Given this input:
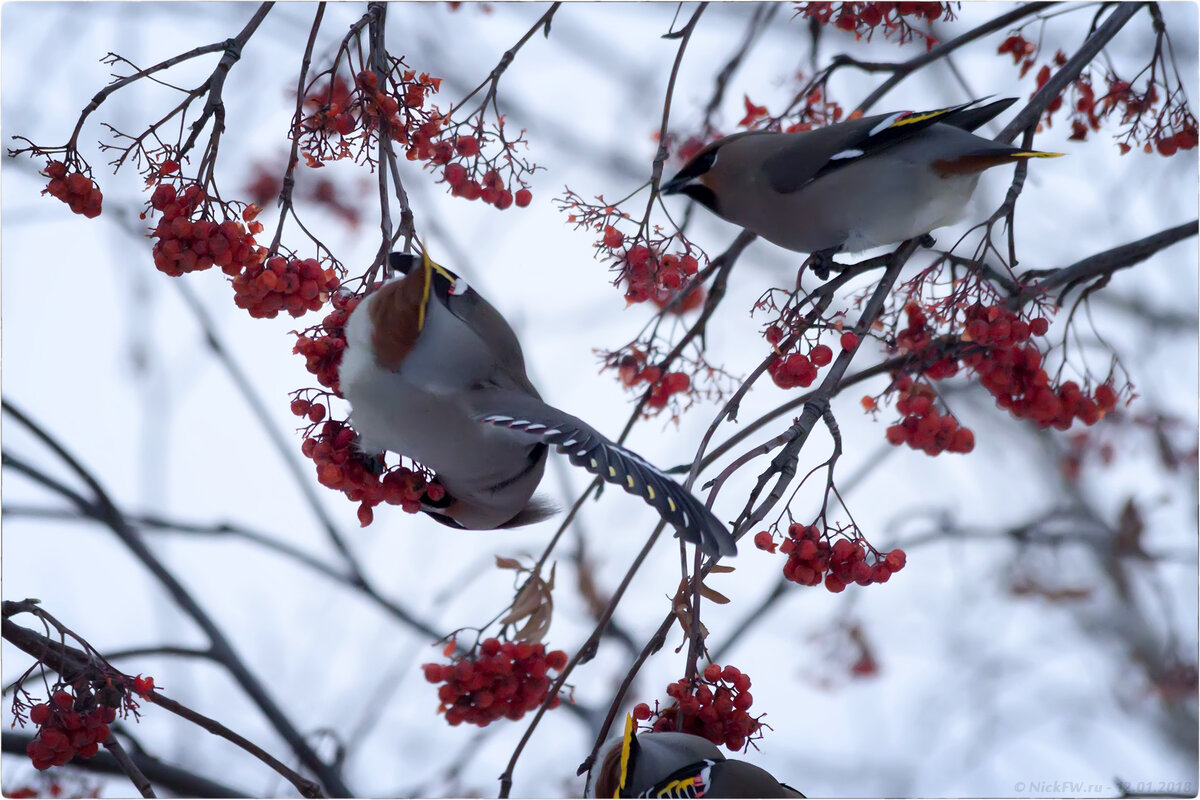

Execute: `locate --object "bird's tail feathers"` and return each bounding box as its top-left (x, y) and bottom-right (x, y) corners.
top-left (472, 392), bottom-right (737, 557)
top-left (940, 96), bottom-right (1015, 131)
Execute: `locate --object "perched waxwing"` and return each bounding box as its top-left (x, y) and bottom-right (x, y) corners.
top-left (337, 250), bottom-right (736, 557)
top-left (587, 715), bottom-right (805, 798)
top-left (662, 97), bottom-right (1062, 255)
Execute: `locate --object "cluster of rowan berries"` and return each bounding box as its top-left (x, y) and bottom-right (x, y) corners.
top-left (767, 343), bottom-right (832, 390)
top-left (301, 67), bottom-right (536, 200)
top-left (756, 524), bottom-right (906, 592)
top-left (1152, 120), bottom-right (1200, 156)
top-left (895, 304), bottom-right (959, 380)
top-left (294, 292), bottom-right (360, 395)
top-left (302, 70), bottom-right (441, 145)
top-left (621, 243), bottom-right (703, 308)
top-left (298, 417), bottom-right (440, 526)
top-left (42, 162), bottom-right (102, 219)
top-left (885, 377), bottom-right (976, 455)
top-left (232, 256), bottom-right (340, 319)
top-left (797, 2), bottom-right (953, 47)
top-left (443, 161), bottom-right (531, 209)
top-left (635, 664), bottom-right (761, 751)
top-left (559, 191), bottom-right (707, 310)
top-left (1003, 36), bottom-right (1199, 154)
top-left (958, 304), bottom-right (1118, 429)
top-left (303, 75), bottom-right (355, 137)
top-left (147, 184), bottom-right (265, 278)
top-left (613, 354), bottom-right (691, 410)
top-left (23, 691), bottom-right (116, 771)
top-left (423, 639), bottom-right (567, 727)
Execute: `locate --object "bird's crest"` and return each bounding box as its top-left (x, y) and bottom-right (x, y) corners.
top-left (417, 246), bottom-right (435, 332)
top-left (616, 713), bottom-right (638, 797)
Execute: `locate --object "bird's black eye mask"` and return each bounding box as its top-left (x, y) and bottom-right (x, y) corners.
top-left (387, 251), bottom-right (470, 302)
top-left (388, 251), bottom-right (419, 275)
top-left (676, 182), bottom-right (718, 213)
top-left (663, 148), bottom-right (719, 212)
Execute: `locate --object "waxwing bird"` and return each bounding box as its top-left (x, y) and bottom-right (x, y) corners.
top-left (662, 97), bottom-right (1063, 255)
top-left (337, 251), bottom-right (737, 557)
top-left (587, 715), bottom-right (805, 798)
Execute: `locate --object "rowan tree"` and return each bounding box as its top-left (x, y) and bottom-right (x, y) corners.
top-left (3, 3), bottom-right (1196, 797)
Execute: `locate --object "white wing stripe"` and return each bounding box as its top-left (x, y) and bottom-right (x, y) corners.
top-left (869, 111), bottom-right (905, 137)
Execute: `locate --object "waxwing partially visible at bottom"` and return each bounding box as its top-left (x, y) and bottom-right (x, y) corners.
top-left (337, 250), bottom-right (736, 557)
top-left (587, 715), bottom-right (805, 798)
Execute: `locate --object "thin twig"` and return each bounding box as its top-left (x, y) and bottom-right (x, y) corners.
top-left (1, 732), bottom-right (248, 797)
top-left (854, 2), bottom-right (1056, 113)
top-left (1, 403), bottom-right (350, 796)
top-left (102, 734), bottom-right (156, 797)
top-left (269, 2), bottom-right (326, 256)
top-left (1014, 219), bottom-right (1198, 305)
top-left (996, 3), bottom-right (1145, 143)
top-left (1, 615), bottom-right (324, 798)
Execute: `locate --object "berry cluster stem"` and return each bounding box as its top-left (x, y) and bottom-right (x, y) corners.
top-left (995, 3), bottom-right (1143, 144)
top-left (270, 2), bottom-right (327, 257)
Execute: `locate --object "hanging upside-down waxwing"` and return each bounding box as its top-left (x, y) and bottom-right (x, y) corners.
top-left (587, 715), bottom-right (805, 798)
top-left (662, 97), bottom-right (1062, 255)
top-left (337, 251), bottom-right (736, 557)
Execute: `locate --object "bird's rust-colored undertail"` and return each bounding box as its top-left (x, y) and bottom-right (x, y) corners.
top-left (369, 269), bottom-right (426, 371)
top-left (932, 150), bottom-right (1062, 177)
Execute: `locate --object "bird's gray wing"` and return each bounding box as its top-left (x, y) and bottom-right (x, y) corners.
top-left (765, 98), bottom-right (989, 194)
top-left (440, 287), bottom-right (541, 397)
top-left (469, 390), bottom-right (737, 557)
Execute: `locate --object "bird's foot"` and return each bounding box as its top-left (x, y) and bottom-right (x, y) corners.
top-left (805, 247), bottom-right (842, 282)
top-left (918, 233), bottom-right (937, 249)
top-left (359, 451), bottom-right (387, 476)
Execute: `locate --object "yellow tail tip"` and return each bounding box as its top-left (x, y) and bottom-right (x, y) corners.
top-left (1012, 150), bottom-right (1066, 159)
